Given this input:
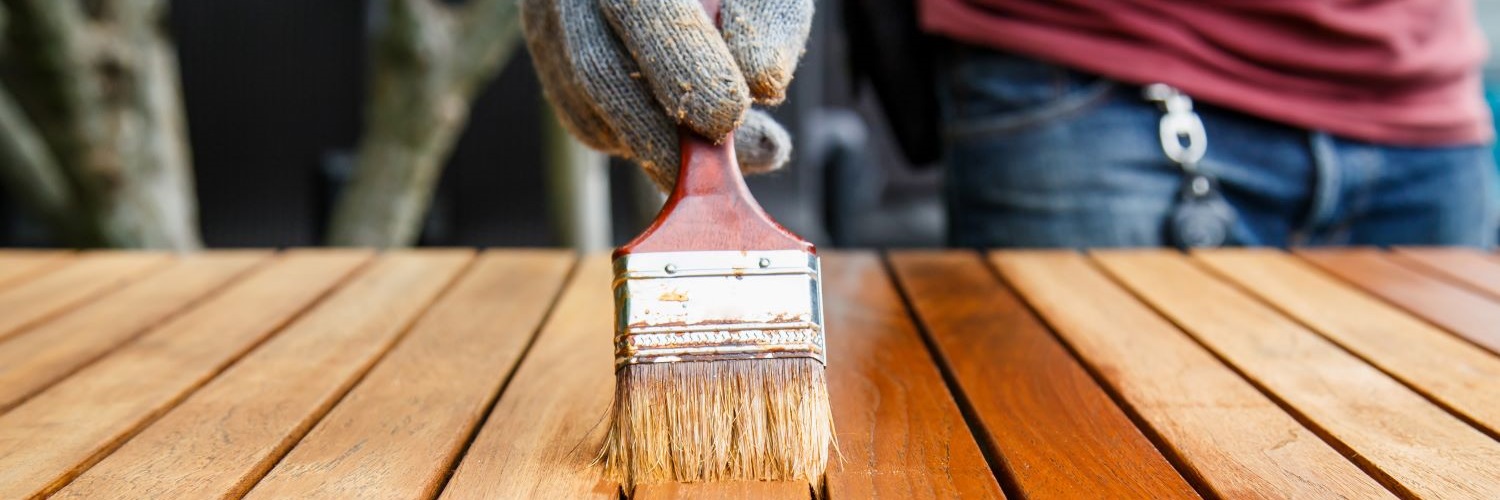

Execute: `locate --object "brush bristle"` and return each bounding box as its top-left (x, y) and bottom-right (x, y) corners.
top-left (602, 358), bottom-right (833, 490)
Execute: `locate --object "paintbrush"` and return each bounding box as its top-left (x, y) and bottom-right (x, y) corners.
top-left (604, 2), bottom-right (832, 489)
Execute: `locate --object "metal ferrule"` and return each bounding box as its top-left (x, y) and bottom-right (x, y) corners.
top-left (613, 250), bottom-right (825, 369)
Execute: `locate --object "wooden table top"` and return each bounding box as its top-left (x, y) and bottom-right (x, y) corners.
top-left (0, 248), bottom-right (1497, 499)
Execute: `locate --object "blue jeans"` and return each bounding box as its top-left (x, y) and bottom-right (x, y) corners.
top-left (939, 46), bottom-right (1500, 248)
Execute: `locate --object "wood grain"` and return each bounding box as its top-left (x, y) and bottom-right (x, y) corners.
top-left (245, 250), bottom-right (575, 499)
top-left (1196, 250), bottom-right (1500, 438)
top-left (51, 250), bottom-right (471, 499)
top-left (438, 255), bottom-right (618, 499)
top-left (889, 251), bottom-right (1197, 499)
top-left (1391, 247), bottom-right (1500, 301)
top-left (0, 252), bottom-right (168, 341)
top-left (1297, 249), bottom-right (1500, 355)
top-left (991, 250), bottom-right (1391, 499)
top-left (0, 250), bottom-right (69, 291)
top-left (0, 250), bottom-right (370, 499)
top-left (822, 252), bottom-right (1003, 499)
top-left (1097, 250), bottom-right (1500, 499)
top-left (634, 481), bottom-right (810, 499)
top-left (0, 251), bottom-right (268, 413)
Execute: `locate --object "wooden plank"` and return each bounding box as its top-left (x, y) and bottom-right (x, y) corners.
top-left (888, 251), bottom-right (1197, 499)
top-left (0, 251), bottom-right (269, 413)
top-left (438, 255), bottom-right (618, 499)
top-left (991, 251), bottom-right (1391, 499)
top-left (1196, 250), bottom-right (1500, 438)
top-left (440, 256), bottom-right (810, 499)
top-left (823, 253), bottom-right (1003, 499)
top-left (244, 250), bottom-right (575, 499)
top-left (1299, 248), bottom-right (1500, 356)
top-left (1096, 250), bottom-right (1500, 499)
top-left (0, 250), bottom-right (371, 499)
top-left (634, 481), bottom-right (810, 499)
top-left (0, 252), bottom-right (169, 341)
top-left (51, 250), bottom-right (472, 499)
top-left (0, 250), bottom-right (70, 291)
top-left (1391, 247), bottom-right (1500, 301)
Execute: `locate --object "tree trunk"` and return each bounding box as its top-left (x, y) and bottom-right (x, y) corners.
top-left (327, 0), bottom-right (521, 247)
top-left (0, 0), bottom-right (200, 249)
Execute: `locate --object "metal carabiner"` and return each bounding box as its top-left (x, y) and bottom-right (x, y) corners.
top-left (1143, 83), bottom-right (1234, 248)
top-left (1159, 111), bottom-right (1207, 168)
top-left (1144, 84), bottom-right (1207, 169)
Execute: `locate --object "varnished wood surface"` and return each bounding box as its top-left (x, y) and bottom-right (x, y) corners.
top-left (247, 251), bottom-right (574, 499)
top-left (437, 256), bottom-right (619, 499)
top-left (1, 248), bottom-right (1496, 499)
top-left (1197, 250), bottom-right (1500, 438)
top-left (821, 253), bottom-right (1003, 499)
top-left (0, 250), bottom-right (372, 499)
top-left (994, 251), bottom-right (1390, 499)
top-left (1392, 247), bottom-right (1500, 300)
top-left (0, 252), bottom-right (169, 342)
top-left (0, 252), bottom-right (267, 413)
top-left (54, 251), bottom-right (473, 499)
top-left (889, 251), bottom-right (1196, 499)
top-left (1299, 248), bottom-right (1500, 355)
top-left (634, 481), bottom-right (810, 499)
top-left (1097, 250), bottom-right (1500, 499)
top-left (0, 250), bottom-right (69, 291)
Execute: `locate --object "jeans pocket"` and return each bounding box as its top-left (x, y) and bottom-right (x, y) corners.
top-left (942, 46), bottom-right (1116, 138)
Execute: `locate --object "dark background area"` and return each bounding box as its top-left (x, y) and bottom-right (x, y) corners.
top-left (0, 0), bottom-right (943, 249)
top-left (4, 2), bottom-right (1500, 249)
top-left (175, 0), bottom-right (558, 248)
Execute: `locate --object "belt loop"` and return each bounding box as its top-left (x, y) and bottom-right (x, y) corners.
top-left (1299, 131), bottom-right (1342, 238)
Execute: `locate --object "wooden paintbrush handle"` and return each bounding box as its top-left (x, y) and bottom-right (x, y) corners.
top-left (612, 0), bottom-right (814, 258)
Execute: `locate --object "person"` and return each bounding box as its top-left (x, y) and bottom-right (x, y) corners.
top-left (521, 0), bottom-right (1500, 249)
top-left (518, 0), bottom-right (810, 192)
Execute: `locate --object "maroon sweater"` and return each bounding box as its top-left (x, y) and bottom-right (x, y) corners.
top-left (920, 0), bottom-right (1493, 146)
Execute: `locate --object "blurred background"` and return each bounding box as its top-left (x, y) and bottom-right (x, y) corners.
top-left (0, 0), bottom-right (1496, 250)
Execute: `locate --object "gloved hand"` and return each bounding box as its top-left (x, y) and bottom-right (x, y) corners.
top-left (521, 0), bottom-right (814, 191)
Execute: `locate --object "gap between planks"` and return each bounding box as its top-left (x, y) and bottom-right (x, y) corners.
top-left (887, 250), bottom-right (1197, 499)
top-left (1096, 250), bottom-right (1500, 499)
top-left (991, 250), bottom-right (1391, 499)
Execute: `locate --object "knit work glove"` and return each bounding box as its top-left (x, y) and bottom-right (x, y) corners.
top-left (521, 0), bottom-right (813, 191)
